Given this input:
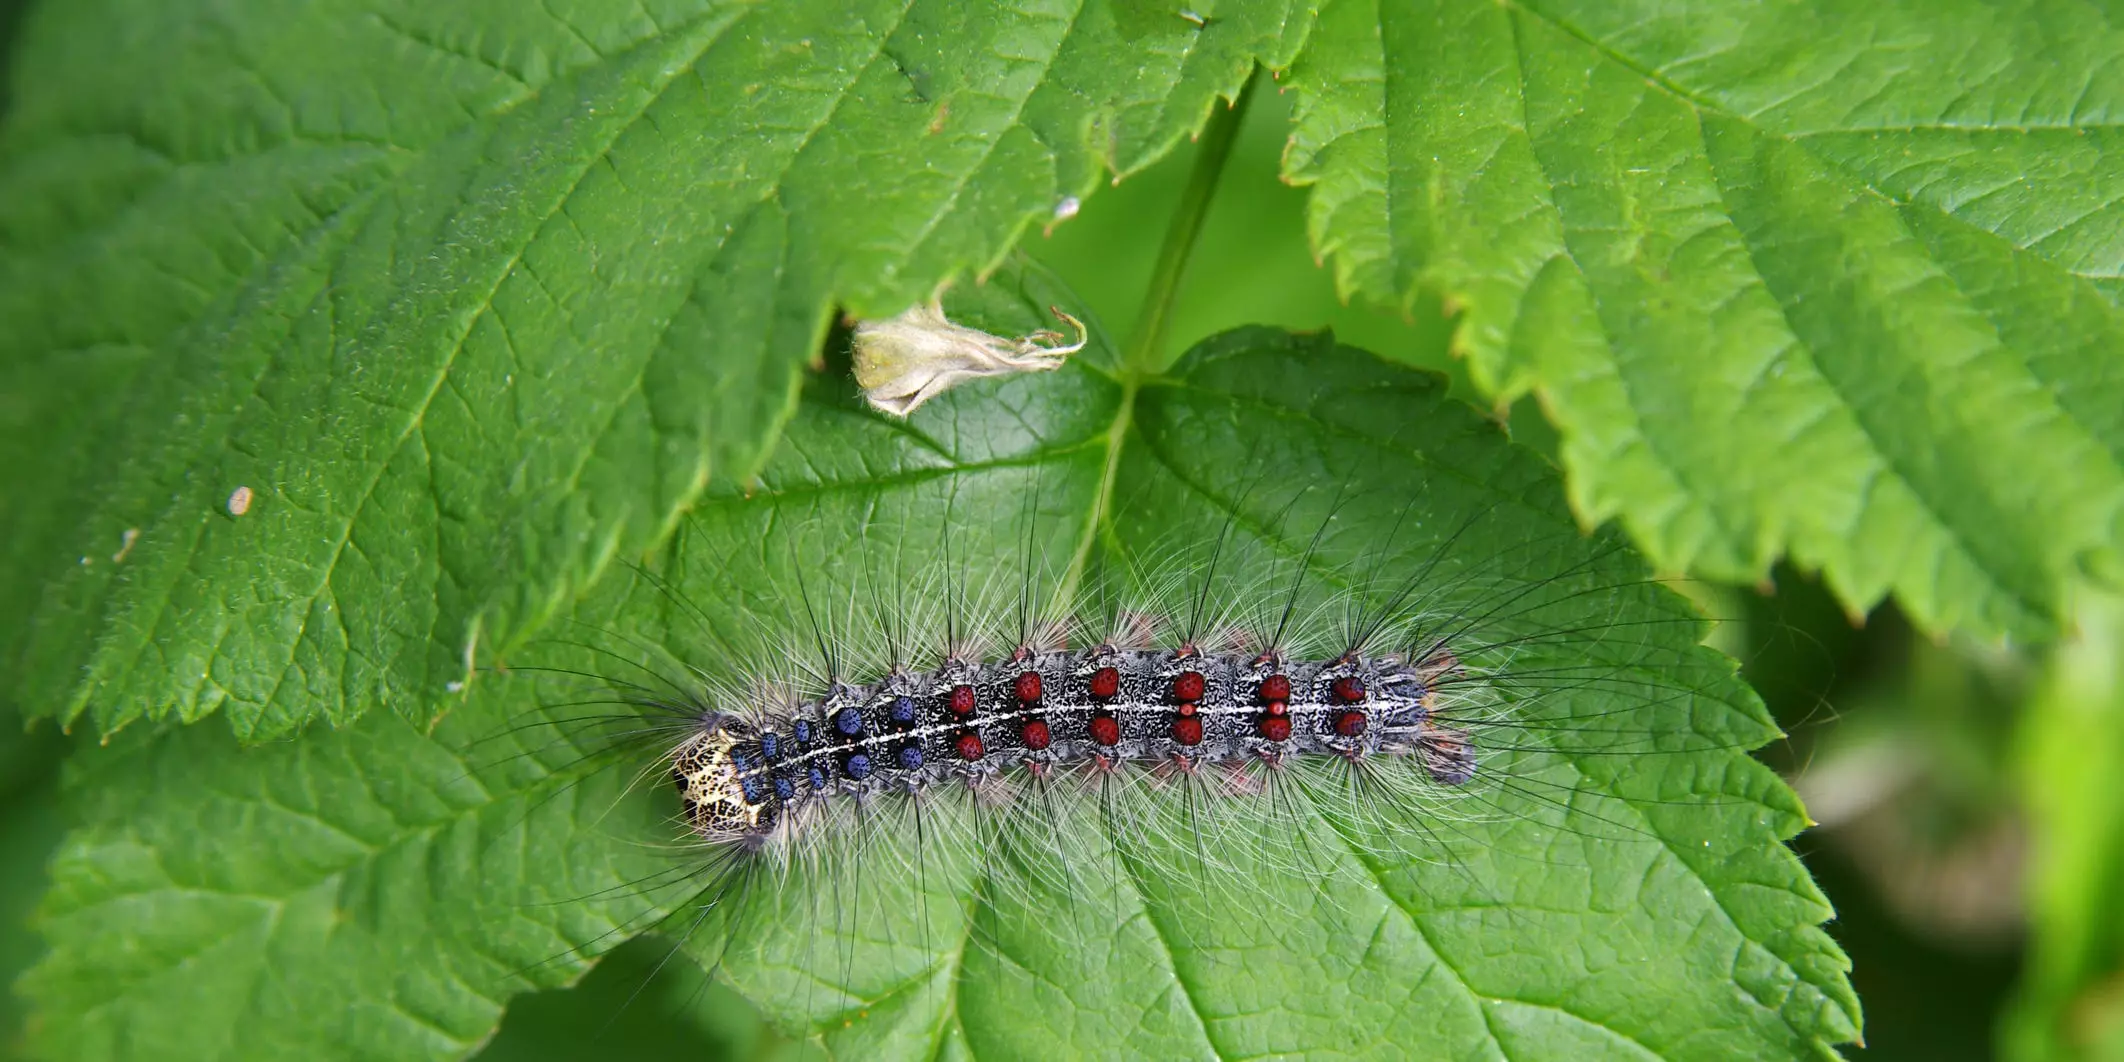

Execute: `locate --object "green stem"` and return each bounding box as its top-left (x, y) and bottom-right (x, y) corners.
top-left (1059, 72), bottom-right (1258, 604)
top-left (1120, 70), bottom-right (1258, 376)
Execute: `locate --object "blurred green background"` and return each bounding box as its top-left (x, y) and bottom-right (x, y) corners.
top-left (5, 67), bottom-right (2121, 1062)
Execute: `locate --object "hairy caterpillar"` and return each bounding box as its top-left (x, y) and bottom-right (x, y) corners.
top-left (668, 556), bottom-right (1481, 851)
top-left (496, 277), bottom-right (1844, 1060)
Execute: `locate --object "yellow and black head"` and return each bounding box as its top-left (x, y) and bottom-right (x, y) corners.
top-left (671, 729), bottom-right (777, 841)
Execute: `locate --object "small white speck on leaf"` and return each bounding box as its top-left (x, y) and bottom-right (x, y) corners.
top-left (446, 680), bottom-right (466, 693)
top-left (227, 486), bottom-right (253, 516)
top-left (112, 528), bottom-right (140, 563)
top-left (852, 301), bottom-right (1087, 417)
top-left (1045, 195), bottom-right (1081, 234)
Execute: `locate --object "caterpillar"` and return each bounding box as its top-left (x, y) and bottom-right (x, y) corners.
top-left (497, 281), bottom-right (1839, 1060)
top-left (671, 577), bottom-right (1480, 850)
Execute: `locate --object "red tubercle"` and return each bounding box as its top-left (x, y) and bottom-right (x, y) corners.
top-left (955, 732), bottom-right (986, 761)
top-left (1257, 715), bottom-right (1292, 742)
top-left (1088, 666), bottom-right (1120, 700)
top-left (1257, 674), bottom-right (1291, 703)
top-left (1089, 714), bottom-right (1120, 746)
top-left (1171, 716), bottom-right (1204, 746)
top-left (1014, 670), bottom-right (1043, 703)
top-left (1333, 710), bottom-right (1367, 738)
top-left (948, 684), bottom-right (977, 717)
top-left (1020, 719), bottom-right (1052, 751)
top-left (1331, 676), bottom-right (1366, 704)
top-left (1171, 670), bottom-right (1205, 703)
top-left (1176, 702), bottom-right (1197, 717)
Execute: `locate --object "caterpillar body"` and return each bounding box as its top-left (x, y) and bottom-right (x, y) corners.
top-left (676, 638), bottom-right (1475, 847)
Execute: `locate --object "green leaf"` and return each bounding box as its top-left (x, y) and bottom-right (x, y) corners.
top-left (18, 676), bottom-right (681, 1060)
top-left (0, 0), bottom-right (1311, 740)
top-left (23, 295), bottom-right (1858, 1059)
top-left (1282, 0), bottom-right (2124, 640)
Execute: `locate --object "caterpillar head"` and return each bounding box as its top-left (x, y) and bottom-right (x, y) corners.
top-left (671, 727), bottom-right (775, 842)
